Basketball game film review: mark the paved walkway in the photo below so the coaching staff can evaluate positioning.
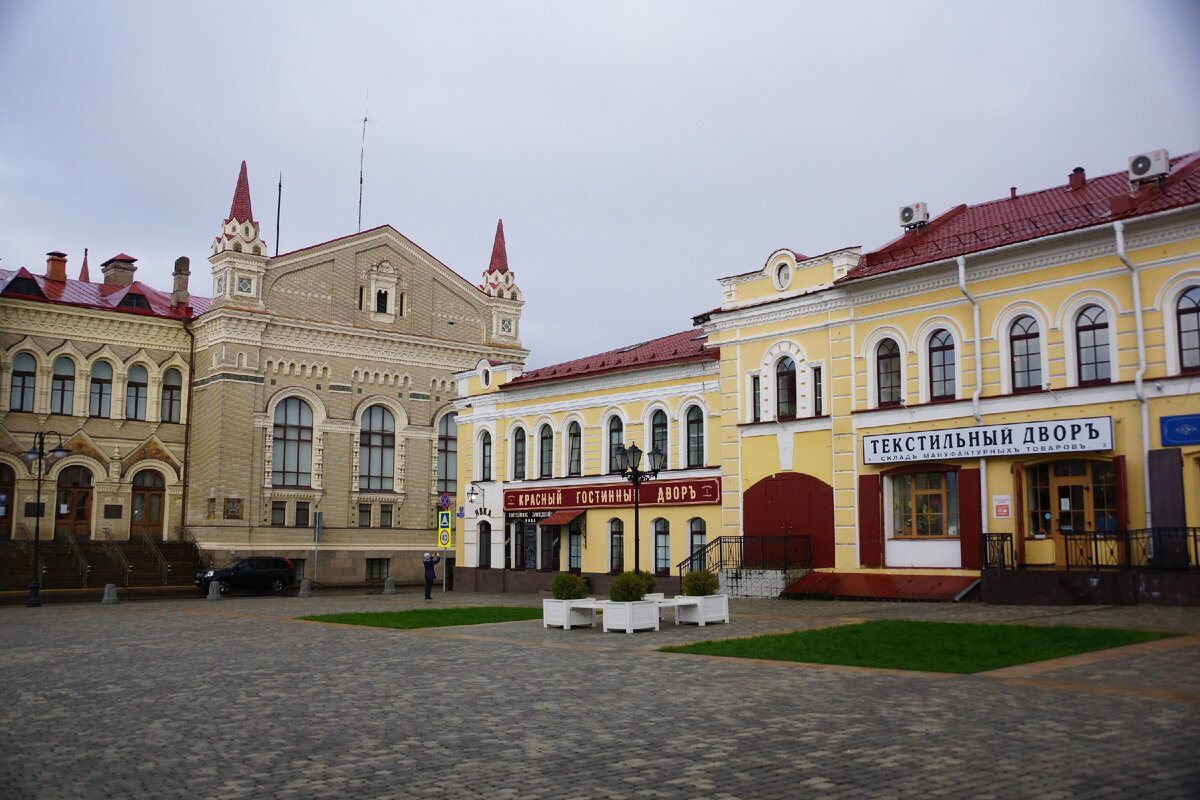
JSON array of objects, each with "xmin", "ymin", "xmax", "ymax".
[{"xmin": 1, "ymin": 591, "xmax": 1198, "ymax": 799}]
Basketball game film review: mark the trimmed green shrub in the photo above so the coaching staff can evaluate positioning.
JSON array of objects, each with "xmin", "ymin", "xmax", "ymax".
[
  {"xmin": 550, "ymin": 572, "xmax": 588, "ymax": 600},
  {"xmin": 682, "ymin": 570, "xmax": 720, "ymax": 596},
  {"xmin": 636, "ymin": 569, "xmax": 656, "ymax": 596},
  {"xmin": 608, "ymin": 571, "xmax": 647, "ymax": 602}
]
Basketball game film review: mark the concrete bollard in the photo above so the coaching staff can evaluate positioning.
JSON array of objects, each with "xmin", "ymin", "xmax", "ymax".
[
  {"xmin": 383, "ymin": 576, "xmax": 396, "ymax": 595},
  {"xmin": 207, "ymin": 580, "xmax": 222, "ymax": 601},
  {"xmin": 101, "ymin": 583, "xmax": 119, "ymax": 604},
  {"xmin": 298, "ymin": 578, "xmax": 312, "ymax": 598}
]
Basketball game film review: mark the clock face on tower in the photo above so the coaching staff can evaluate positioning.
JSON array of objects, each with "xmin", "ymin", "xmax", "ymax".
[{"xmin": 237, "ymin": 276, "xmax": 252, "ymax": 294}]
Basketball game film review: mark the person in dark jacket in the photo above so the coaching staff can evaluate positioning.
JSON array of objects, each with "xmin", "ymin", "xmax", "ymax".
[{"xmin": 423, "ymin": 552, "xmax": 442, "ymax": 599}]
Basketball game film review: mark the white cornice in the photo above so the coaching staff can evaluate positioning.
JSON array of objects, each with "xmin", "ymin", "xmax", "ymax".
[
  {"xmin": 487, "ymin": 360, "xmax": 719, "ymax": 405},
  {"xmin": 458, "ymin": 377, "xmax": 719, "ymax": 425},
  {"xmin": 0, "ymin": 300, "xmax": 192, "ymax": 351}
]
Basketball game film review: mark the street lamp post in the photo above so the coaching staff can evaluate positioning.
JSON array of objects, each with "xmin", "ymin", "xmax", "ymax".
[
  {"xmin": 21, "ymin": 431, "xmax": 71, "ymax": 608},
  {"xmin": 615, "ymin": 442, "xmax": 666, "ymax": 573}
]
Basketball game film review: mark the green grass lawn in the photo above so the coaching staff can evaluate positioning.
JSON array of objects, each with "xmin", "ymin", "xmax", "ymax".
[
  {"xmin": 298, "ymin": 606, "xmax": 543, "ymax": 630},
  {"xmin": 660, "ymin": 620, "xmax": 1177, "ymax": 674}
]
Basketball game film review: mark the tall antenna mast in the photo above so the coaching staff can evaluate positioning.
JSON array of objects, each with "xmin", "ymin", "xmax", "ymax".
[
  {"xmin": 275, "ymin": 172, "xmax": 282, "ymax": 257},
  {"xmin": 357, "ymin": 88, "xmax": 369, "ymax": 232}
]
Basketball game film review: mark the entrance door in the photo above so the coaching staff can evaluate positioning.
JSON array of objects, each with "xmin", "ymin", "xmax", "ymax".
[
  {"xmin": 55, "ymin": 466, "xmax": 93, "ymax": 540},
  {"xmin": 743, "ymin": 472, "xmax": 835, "ymax": 568},
  {"xmin": 131, "ymin": 469, "xmax": 165, "ymax": 539},
  {"xmin": 0, "ymin": 464, "xmax": 13, "ymax": 539}
]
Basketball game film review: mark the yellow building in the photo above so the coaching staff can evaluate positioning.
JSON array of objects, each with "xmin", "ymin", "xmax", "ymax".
[{"xmin": 461, "ymin": 149, "xmax": 1200, "ymax": 602}]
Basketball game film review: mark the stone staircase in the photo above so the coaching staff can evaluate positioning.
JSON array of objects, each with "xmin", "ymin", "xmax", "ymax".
[{"xmin": 0, "ymin": 537, "xmax": 209, "ymax": 592}]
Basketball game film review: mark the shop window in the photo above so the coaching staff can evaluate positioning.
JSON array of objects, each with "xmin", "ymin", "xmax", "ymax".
[
  {"xmin": 273, "ymin": 397, "xmax": 313, "ymax": 487},
  {"xmin": 89, "ymin": 360, "xmax": 113, "ymax": 418},
  {"xmin": 1025, "ymin": 460, "xmax": 1117, "ymax": 537},
  {"xmin": 539, "ymin": 424, "xmax": 553, "ymax": 478},
  {"xmin": 686, "ymin": 406, "xmax": 704, "ymax": 468},
  {"xmin": 126, "ymin": 364, "xmax": 148, "ymax": 420},
  {"xmin": 51, "ymin": 357, "xmax": 75, "ymax": 415},
  {"xmin": 609, "ymin": 519, "xmax": 624, "ymax": 573},
  {"xmin": 1075, "ymin": 305, "xmax": 1110, "ymax": 385},
  {"xmin": 161, "ymin": 368, "xmax": 182, "ymax": 423},
  {"xmin": 512, "ymin": 428, "xmax": 526, "ymax": 480},
  {"xmin": 928, "ymin": 329, "xmax": 955, "ymax": 400},
  {"xmin": 890, "ymin": 471, "xmax": 959, "ymax": 537},
  {"xmin": 9, "ymin": 352, "xmax": 36, "ymax": 412},
  {"xmin": 366, "ymin": 558, "xmax": 389, "ymax": 580},
  {"xmin": 567, "ymin": 422, "xmax": 582, "ymax": 477},
  {"xmin": 436, "ymin": 413, "xmax": 457, "ymax": 494},
  {"xmin": 1010, "ymin": 315, "xmax": 1042, "ymax": 392},
  {"xmin": 776, "ymin": 357, "xmax": 797, "ymax": 419},
  {"xmin": 1178, "ymin": 287, "xmax": 1200, "ymax": 373},
  {"xmin": 480, "ymin": 431, "xmax": 493, "ymax": 481},
  {"xmin": 607, "ymin": 417, "xmax": 623, "ymax": 474},
  {"xmin": 654, "ymin": 518, "xmax": 670, "ymax": 576},
  {"xmin": 568, "ymin": 520, "xmax": 582, "ymax": 572},
  {"xmin": 651, "ymin": 411, "xmax": 669, "ymax": 469},
  {"xmin": 479, "ymin": 521, "xmax": 492, "ymax": 568},
  {"xmin": 689, "ymin": 518, "xmax": 706, "ymax": 572},
  {"xmin": 876, "ymin": 339, "xmax": 901, "ymax": 407},
  {"xmin": 360, "ymin": 405, "xmax": 395, "ymax": 490},
  {"xmin": 541, "ymin": 525, "xmax": 561, "ymax": 572}
]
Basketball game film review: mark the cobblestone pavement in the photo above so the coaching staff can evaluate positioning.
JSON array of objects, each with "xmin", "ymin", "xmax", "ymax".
[{"xmin": 2, "ymin": 591, "xmax": 1198, "ymax": 799}]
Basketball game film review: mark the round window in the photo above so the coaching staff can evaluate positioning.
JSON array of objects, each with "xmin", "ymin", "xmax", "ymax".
[
  {"xmin": 481, "ymin": 368, "xmax": 491, "ymax": 388},
  {"xmin": 775, "ymin": 263, "xmax": 791, "ymax": 290}
]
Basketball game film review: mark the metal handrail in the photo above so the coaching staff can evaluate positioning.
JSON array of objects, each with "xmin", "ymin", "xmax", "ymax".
[
  {"xmin": 982, "ymin": 533, "xmax": 1015, "ymax": 570},
  {"xmin": 57, "ymin": 530, "xmax": 91, "ymax": 587},
  {"xmin": 101, "ymin": 527, "xmax": 132, "ymax": 586},
  {"xmin": 676, "ymin": 535, "xmax": 813, "ymax": 578},
  {"xmin": 180, "ymin": 526, "xmax": 213, "ymax": 569},
  {"xmin": 1063, "ymin": 528, "xmax": 1200, "ymax": 571},
  {"xmin": 135, "ymin": 529, "xmax": 171, "ymax": 584}
]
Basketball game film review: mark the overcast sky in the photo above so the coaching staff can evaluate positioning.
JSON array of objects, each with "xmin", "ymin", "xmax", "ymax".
[{"xmin": 2, "ymin": 1, "xmax": 1198, "ymax": 369}]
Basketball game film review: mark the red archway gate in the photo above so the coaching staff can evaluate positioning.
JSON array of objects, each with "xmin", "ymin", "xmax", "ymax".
[{"xmin": 743, "ymin": 472, "xmax": 835, "ymax": 568}]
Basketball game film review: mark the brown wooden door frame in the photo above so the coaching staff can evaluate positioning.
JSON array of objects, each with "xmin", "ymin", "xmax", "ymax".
[
  {"xmin": 130, "ymin": 470, "xmax": 166, "ymax": 539},
  {"xmin": 55, "ymin": 466, "xmax": 94, "ymax": 540},
  {"xmin": 0, "ymin": 464, "xmax": 14, "ymax": 539}
]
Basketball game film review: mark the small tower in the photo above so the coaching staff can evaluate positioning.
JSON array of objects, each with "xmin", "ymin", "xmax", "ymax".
[
  {"xmin": 209, "ymin": 160, "xmax": 268, "ymax": 307},
  {"xmin": 479, "ymin": 219, "xmax": 523, "ymax": 341},
  {"xmin": 172, "ymin": 256, "xmax": 191, "ymax": 308},
  {"xmin": 78, "ymin": 248, "xmax": 90, "ymax": 282}
]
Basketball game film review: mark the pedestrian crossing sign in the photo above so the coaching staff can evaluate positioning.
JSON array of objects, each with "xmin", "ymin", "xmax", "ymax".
[{"xmin": 437, "ymin": 511, "xmax": 452, "ymax": 548}]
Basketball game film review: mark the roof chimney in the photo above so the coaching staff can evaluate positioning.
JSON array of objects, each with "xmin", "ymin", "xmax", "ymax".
[
  {"xmin": 1010, "ymin": 187, "xmax": 1017, "ymax": 200},
  {"xmin": 1068, "ymin": 166, "xmax": 1086, "ymax": 190},
  {"xmin": 46, "ymin": 251, "xmax": 68, "ymax": 282},
  {"xmin": 100, "ymin": 253, "xmax": 138, "ymax": 286},
  {"xmin": 171, "ymin": 256, "xmax": 191, "ymax": 308}
]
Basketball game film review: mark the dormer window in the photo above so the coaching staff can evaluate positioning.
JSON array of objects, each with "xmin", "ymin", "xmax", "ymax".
[
  {"xmin": 4, "ymin": 277, "xmax": 42, "ymax": 297},
  {"xmin": 119, "ymin": 293, "xmax": 151, "ymax": 310},
  {"xmin": 376, "ymin": 290, "xmax": 389, "ymax": 313},
  {"xmin": 775, "ymin": 263, "xmax": 792, "ymax": 290}
]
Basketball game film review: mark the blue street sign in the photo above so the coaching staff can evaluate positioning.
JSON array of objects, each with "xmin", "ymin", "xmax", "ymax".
[{"xmin": 1161, "ymin": 414, "xmax": 1200, "ymax": 446}]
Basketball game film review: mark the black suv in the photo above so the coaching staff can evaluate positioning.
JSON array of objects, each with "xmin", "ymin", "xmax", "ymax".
[{"xmin": 196, "ymin": 557, "xmax": 296, "ymax": 595}]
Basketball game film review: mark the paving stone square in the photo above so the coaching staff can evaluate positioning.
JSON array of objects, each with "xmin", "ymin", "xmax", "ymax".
[{"xmin": 1, "ymin": 592, "xmax": 1198, "ymax": 799}]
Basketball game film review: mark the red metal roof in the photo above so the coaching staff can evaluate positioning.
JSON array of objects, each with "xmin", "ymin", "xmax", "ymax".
[
  {"xmin": 487, "ymin": 218, "xmax": 509, "ymax": 274},
  {"xmin": 0, "ymin": 267, "xmax": 209, "ymax": 319},
  {"xmin": 504, "ymin": 328, "xmax": 716, "ymax": 389},
  {"xmin": 844, "ymin": 150, "xmax": 1200, "ymax": 281},
  {"xmin": 226, "ymin": 160, "xmax": 255, "ymax": 225}
]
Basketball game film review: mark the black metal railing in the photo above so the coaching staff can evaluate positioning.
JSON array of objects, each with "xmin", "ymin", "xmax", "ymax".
[
  {"xmin": 1064, "ymin": 528, "xmax": 1200, "ymax": 571},
  {"xmin": 982, "ymin": 532, "xmax": 1015, "ymax": 570},
  {"xmin": 181, "ymin": 527, "xmax": 213, "ymax": 569},
  {"xmin": 676, "ymin": 535, "xmax": 812, "ymax": 577},
  {"xmin": 57, "ymin": 531, "xmax": 91, "ymax": 587},
  {"xmin": 101, "ymin": 528, "xmax": 132, "ymax": 586},
  {"xmin": 135, "ymin": 530, "xmax": 171, "ymax": 584}
]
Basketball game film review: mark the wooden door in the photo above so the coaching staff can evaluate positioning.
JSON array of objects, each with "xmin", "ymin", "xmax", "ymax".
[
  {"xmin": 55, "ymin": 466, "xmax": 93, "ymax": 540},
  {"xmin": 0, "ymin": 464, "xmax": 14, "ymax": 539},
  {"xmin": 130, "ymin": 469, "xmax": 165, "ymax": 539},
  {"xmin": 743, "ymin": 472, "xmax": 835, "ymax": 568}
]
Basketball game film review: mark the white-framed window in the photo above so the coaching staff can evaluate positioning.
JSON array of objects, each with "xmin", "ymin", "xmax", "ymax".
[
  {"xmin": 359, "ymin": 405, "xmax": 396, "ymax": 490},
  {"xmin": 511, "ymin": 427, "xmax": 527, "ymax": 480},
  {"xmin": 9, "ymin": 352, "xmax": 37, "ymax": 412},
  {"xmin": 50, "ymin": 357, "xmax": 75, "ymax": 415}
]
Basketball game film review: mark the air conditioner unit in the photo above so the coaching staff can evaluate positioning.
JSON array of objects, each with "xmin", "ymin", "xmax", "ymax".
[
  {"xmin": 899, "ymin": 202, "xmax": 929, "ymax": 228},
  {"xmin": 1128, "ymin": 149, "xmax": 1169, "ymax": 183}
]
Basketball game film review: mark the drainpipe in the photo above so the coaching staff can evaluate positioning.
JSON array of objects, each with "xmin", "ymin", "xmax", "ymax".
[
  {"xmin": 1113, "ymin": 221, "xmax": 1153, "ymax": 528},
  {"xmin": 957, "ymin": 256, "xmax": 988, "ymax": 538},
  {"xmin": 180, "ymin": 318, "xmax": 195, "ymax": 543}
]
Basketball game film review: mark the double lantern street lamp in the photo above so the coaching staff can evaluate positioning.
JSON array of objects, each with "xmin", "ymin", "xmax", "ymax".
[
  {"xmin": 21, "ymin": 431, "xmax": 71, "ymax": 608},
  {"xmin": 615, "ymin": 442, "xmax": 666, "ymax": 573}
]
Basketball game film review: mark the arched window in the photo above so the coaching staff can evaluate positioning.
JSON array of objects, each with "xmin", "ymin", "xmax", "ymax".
[
  {"xmin": 89, "ymin": 360, "xmax": 112, "ymax": 418},
  {"xmin": 126, "ymin": 364, "xmax": 148, "ymax": 420},
  {"xmin": 480, "ymin": 431, "xmax": 493, "ymax": 481},
  {"xmin": 929, "ymin": 329, "xmax": 955, "ymax": 400},
  {"xmin": 567, "ymin": 422, "xmax": 582, "ymax": 477},
  {"xmin": 651, "ymin": 410, "xmax": 669, "ymax": 469},
  {"xmin": 436, "ymin": 413, "xmax": 457, "ymax": 494},
  {"xmin": 1010, "ymin": 315, "xmax": 1042, "ymax": 392},
  {"xmin": 161, "ymin": 368, "xmax": 182, "ymax": 423},
  {"xmin": 359, "ymin": 405, "xmax": 395, "ymax": 490},
  {"xmin": 876, "ymin": 339, "xmax": 901, "ymax": 406},
  {"xmin": 375, "ymin": 290, "xmax": 388, "ymax": 313},
  {"xmin": 273, "ymin": 397, "xmax": 313, "ymax": 487},
  {"xmin": 654, "ymin": 518, "xmax": 670, "ymax": 576},
  {"xmin": 9, "ymin": 352, "xmax": 35, "ymax": 412},
  {"xmin": 478, "ymin": 521, "xmax": 492, "ymax": 569},
  {"xmin": 776, "ymin": 356, "xmax": 796, "ymax": 419},
  {"xmin": 686, "ymin": 406, "xmax": 704, "ymax": 468},
  {"xmin": 607, "ymin": 417, "xmax": 623, "ymax": 474},
  {"xmin": 1076, "ymin": 305, "xmax": 1110, "ymax": 385},
  {"xmin": 609, "ymin": 518, "xmax": 624, "ymax": 573},
  {"xmin": 1179, "ymin": 287, "xmax": 1200, "ymax": 373},
  {"xmin": 689, "ymin": 518, "xmax": 707, "ymax": 572},
  {"xmin": 50, "ymin": 357, "xmax": 74, "ymax": 415},
  {"xmin": 512, "ymin": 428, "xmax": 526, "ymax": 480},
  {"xmin": 539, "ymin": 425, "xmax": 554, "ymax": 478}
]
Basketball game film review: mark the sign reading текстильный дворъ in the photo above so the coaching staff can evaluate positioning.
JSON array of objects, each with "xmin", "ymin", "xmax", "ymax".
[{"xmin": 862, "ymin": 416, "xmax": 1113, "ymax": 464}]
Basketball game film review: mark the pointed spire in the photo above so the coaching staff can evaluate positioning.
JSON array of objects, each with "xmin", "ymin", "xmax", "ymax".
[
  {"xmin": 487, "ymin": 218, "xmax": 508, "ymax": 274},
  {"xmin": 78, "ymin": 248, "xmax": 90, "ymax": 282},
  {"xmin": 227, "ymin": 160, "xmax": 255, "ymax": 224}
]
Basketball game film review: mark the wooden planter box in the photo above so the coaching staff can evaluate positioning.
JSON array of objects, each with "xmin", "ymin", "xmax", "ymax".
[
  {"xmin": 675, "ymin": 594, "xmax": 729, "ymax": 626},
  {"xmin": 602, "ymin": 600, "xmax": 660, "ymax": 633},
  {"xmin": 542, "ymin": 598, "xmax": 598, "ymax": 629}
]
